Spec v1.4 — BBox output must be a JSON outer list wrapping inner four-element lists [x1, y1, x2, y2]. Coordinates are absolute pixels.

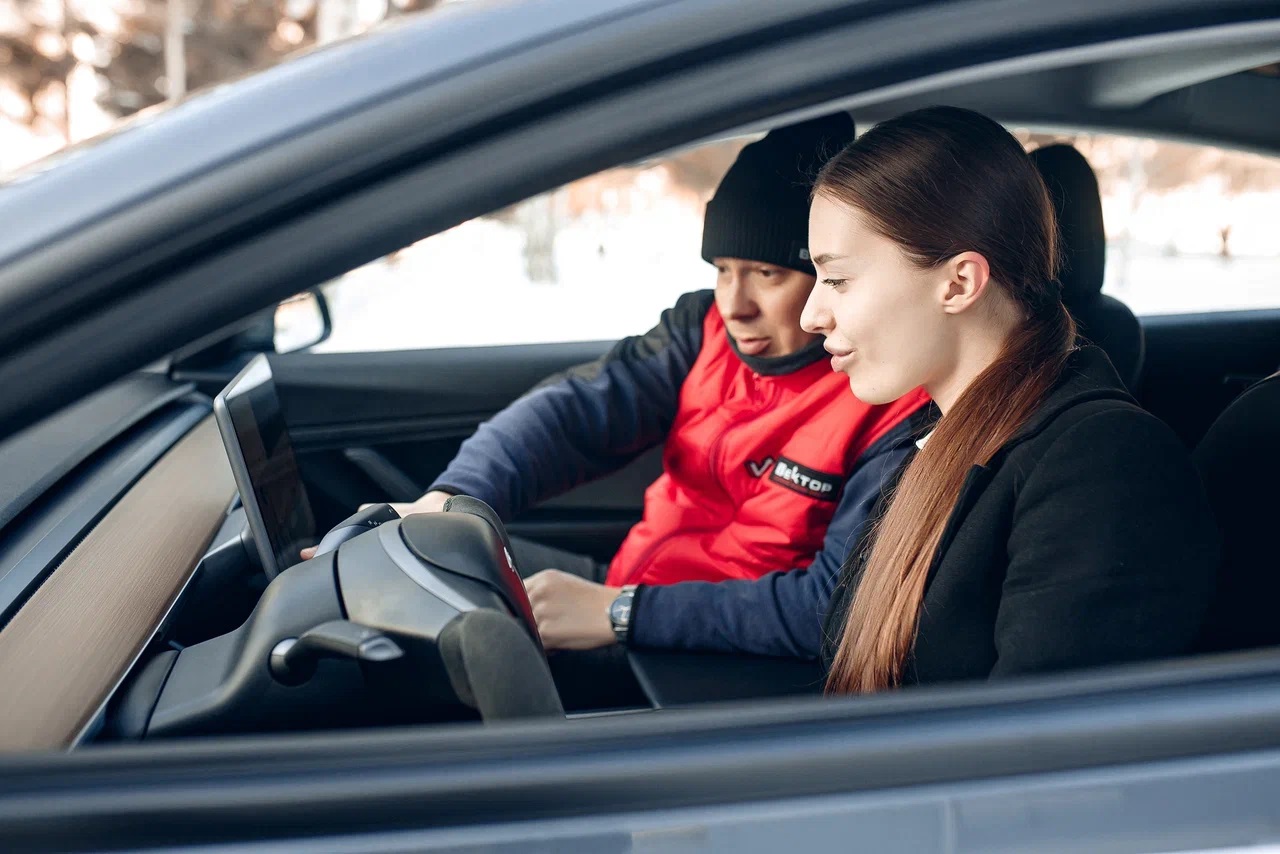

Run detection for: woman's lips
[[825, 344, 855, 373], [736, 337, 771, 356]]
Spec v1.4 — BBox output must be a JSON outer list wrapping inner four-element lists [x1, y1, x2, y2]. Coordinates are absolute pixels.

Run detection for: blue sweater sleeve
[[428, 291, 712, 521], [628, 420, 917, 659]]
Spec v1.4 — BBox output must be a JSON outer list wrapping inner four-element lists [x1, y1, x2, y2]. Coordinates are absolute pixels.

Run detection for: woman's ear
[[939, 251, 992, 315]]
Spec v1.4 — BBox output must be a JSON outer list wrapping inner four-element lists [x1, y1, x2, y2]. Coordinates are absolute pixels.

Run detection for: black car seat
[[1192, 370, 1280, 652], [1031, 144, 1145, 391]]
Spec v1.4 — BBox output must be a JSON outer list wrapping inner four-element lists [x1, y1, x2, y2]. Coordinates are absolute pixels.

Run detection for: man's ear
[[939, 251, 992, 315]]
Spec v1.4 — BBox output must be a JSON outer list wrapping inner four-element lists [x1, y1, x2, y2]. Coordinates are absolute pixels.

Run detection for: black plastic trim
[[628, 650, 824, 708], [271, 341, 615, 434], [288, 415, 491, 448], [1139, 306, 1280, 329], [0, 374, 195, 533]]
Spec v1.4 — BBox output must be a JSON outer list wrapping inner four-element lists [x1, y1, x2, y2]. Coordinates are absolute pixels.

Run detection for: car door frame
[[3, 0, 1280, 849], [7, 652, 1280, 850]]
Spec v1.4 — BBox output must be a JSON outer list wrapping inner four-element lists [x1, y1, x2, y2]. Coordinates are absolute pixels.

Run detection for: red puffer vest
[[606, 307, 929, 586]]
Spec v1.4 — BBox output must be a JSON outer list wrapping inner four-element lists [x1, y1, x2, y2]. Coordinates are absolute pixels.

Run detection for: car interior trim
[[0, 374, 196, 534], [0, 403, 211, 627], [831, 17, 1280, 130], [0, 417, 234, 752]]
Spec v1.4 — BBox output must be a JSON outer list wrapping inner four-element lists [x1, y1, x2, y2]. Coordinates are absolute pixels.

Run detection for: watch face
[[610, 592, 633, 626]]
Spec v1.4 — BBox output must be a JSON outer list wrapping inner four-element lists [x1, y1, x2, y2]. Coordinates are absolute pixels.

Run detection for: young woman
[[804, 106, 1219, 692]]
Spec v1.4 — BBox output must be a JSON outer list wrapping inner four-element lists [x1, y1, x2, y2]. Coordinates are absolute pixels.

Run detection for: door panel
[[272, 342, 660, 560], [1138, 309, 1280, 449], [10, 651, 1280, 852]]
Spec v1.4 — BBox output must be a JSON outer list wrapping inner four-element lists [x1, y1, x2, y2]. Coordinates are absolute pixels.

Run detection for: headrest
[[1030, 144, 1106, 304]]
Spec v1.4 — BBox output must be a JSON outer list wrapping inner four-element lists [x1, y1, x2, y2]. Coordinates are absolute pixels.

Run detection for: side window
[[1018, 130, 1280, 316], [314, 137, 755, 353]]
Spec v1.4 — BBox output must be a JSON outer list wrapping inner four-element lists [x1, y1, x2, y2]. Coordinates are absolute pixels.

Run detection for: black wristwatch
[[608, 585, 639, 645]]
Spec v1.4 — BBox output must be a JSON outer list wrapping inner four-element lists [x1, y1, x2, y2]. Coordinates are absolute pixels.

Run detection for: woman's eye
[[823, 278, 848, 289]]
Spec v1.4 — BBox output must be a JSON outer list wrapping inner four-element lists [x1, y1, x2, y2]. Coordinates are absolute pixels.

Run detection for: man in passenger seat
[[344, 114, 929, 705]]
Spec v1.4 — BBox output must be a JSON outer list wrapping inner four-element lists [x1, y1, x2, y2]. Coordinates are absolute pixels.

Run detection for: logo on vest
[[744, 457, 775, 478], [769, 457, 840, 502]]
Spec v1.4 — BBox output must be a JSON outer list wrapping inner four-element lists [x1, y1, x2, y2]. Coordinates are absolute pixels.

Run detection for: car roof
[[5, 2, 1277, 271], [0, 0, 668, 267], [848, 25, 1280, 154], [3, 2, 1278, 270]]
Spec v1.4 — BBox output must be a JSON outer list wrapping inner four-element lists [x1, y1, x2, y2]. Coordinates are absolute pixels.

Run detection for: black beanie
[[701, 112, 856, 276]]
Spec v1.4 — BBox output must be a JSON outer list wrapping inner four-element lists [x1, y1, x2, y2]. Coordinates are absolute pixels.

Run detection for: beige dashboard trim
[[0, 417, 233, 753]]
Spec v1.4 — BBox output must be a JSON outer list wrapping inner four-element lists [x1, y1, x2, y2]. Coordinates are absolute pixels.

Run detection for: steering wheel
[[129, 497, 563, 740]]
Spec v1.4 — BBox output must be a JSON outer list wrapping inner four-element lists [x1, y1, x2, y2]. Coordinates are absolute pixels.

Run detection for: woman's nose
[[800, 285, 830, 335]]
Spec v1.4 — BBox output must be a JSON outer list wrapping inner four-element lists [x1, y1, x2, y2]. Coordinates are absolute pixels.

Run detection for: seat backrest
[[1192, 372, 1280, 652], [1031, 144, 1145, 391]]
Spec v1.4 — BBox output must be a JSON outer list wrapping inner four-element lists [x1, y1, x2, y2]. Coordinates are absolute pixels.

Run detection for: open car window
[[312, 135, 760, 353], [317, 128, 1280, 358]]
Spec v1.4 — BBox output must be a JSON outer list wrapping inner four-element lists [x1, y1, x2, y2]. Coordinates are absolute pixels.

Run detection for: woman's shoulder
[[1009, 394, 1203, 515], [1040, 394, 1162, 437], [1008, 346, 1181, 467], [1041, 395, 1175, 445], [1002, 387, 1217, 574]]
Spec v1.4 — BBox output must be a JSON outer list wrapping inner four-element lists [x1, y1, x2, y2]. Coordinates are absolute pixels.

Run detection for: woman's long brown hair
[[822, 107, 1077, 694]]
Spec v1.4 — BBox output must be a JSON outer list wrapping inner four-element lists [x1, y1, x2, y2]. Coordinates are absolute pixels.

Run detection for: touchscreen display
[[214, 355, 316, 576]]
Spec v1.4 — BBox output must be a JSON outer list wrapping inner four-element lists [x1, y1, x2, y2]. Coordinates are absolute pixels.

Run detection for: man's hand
[[524, 570, 618, 651], [300, 489, 454, 560]]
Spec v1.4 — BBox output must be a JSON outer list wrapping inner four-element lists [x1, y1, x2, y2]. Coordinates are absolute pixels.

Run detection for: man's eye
[[757, 268, 774, 278]]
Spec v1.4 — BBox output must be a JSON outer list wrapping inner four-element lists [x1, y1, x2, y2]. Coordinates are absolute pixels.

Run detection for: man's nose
[[720, 274, 758, 320]]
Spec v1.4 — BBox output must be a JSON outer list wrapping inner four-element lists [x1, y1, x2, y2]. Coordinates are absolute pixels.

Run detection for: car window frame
[[3, 2, 1280, 847]]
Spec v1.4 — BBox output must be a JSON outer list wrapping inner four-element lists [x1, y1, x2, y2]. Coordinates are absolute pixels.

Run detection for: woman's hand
[[524, 570, 618, 651]]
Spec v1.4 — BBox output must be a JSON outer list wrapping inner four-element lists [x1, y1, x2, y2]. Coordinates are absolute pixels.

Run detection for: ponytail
[[826, 303, 1074, 692]]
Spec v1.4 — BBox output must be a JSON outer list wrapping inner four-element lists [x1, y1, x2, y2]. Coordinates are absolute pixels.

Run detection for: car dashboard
[[0, 373, 823, 753]]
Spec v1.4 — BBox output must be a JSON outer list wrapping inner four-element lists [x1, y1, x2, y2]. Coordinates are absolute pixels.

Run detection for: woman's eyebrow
[[811, 253, 847, 265]]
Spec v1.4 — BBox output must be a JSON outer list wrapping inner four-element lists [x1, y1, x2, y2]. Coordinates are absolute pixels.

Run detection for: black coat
[[821, 346, 1220, 686]]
